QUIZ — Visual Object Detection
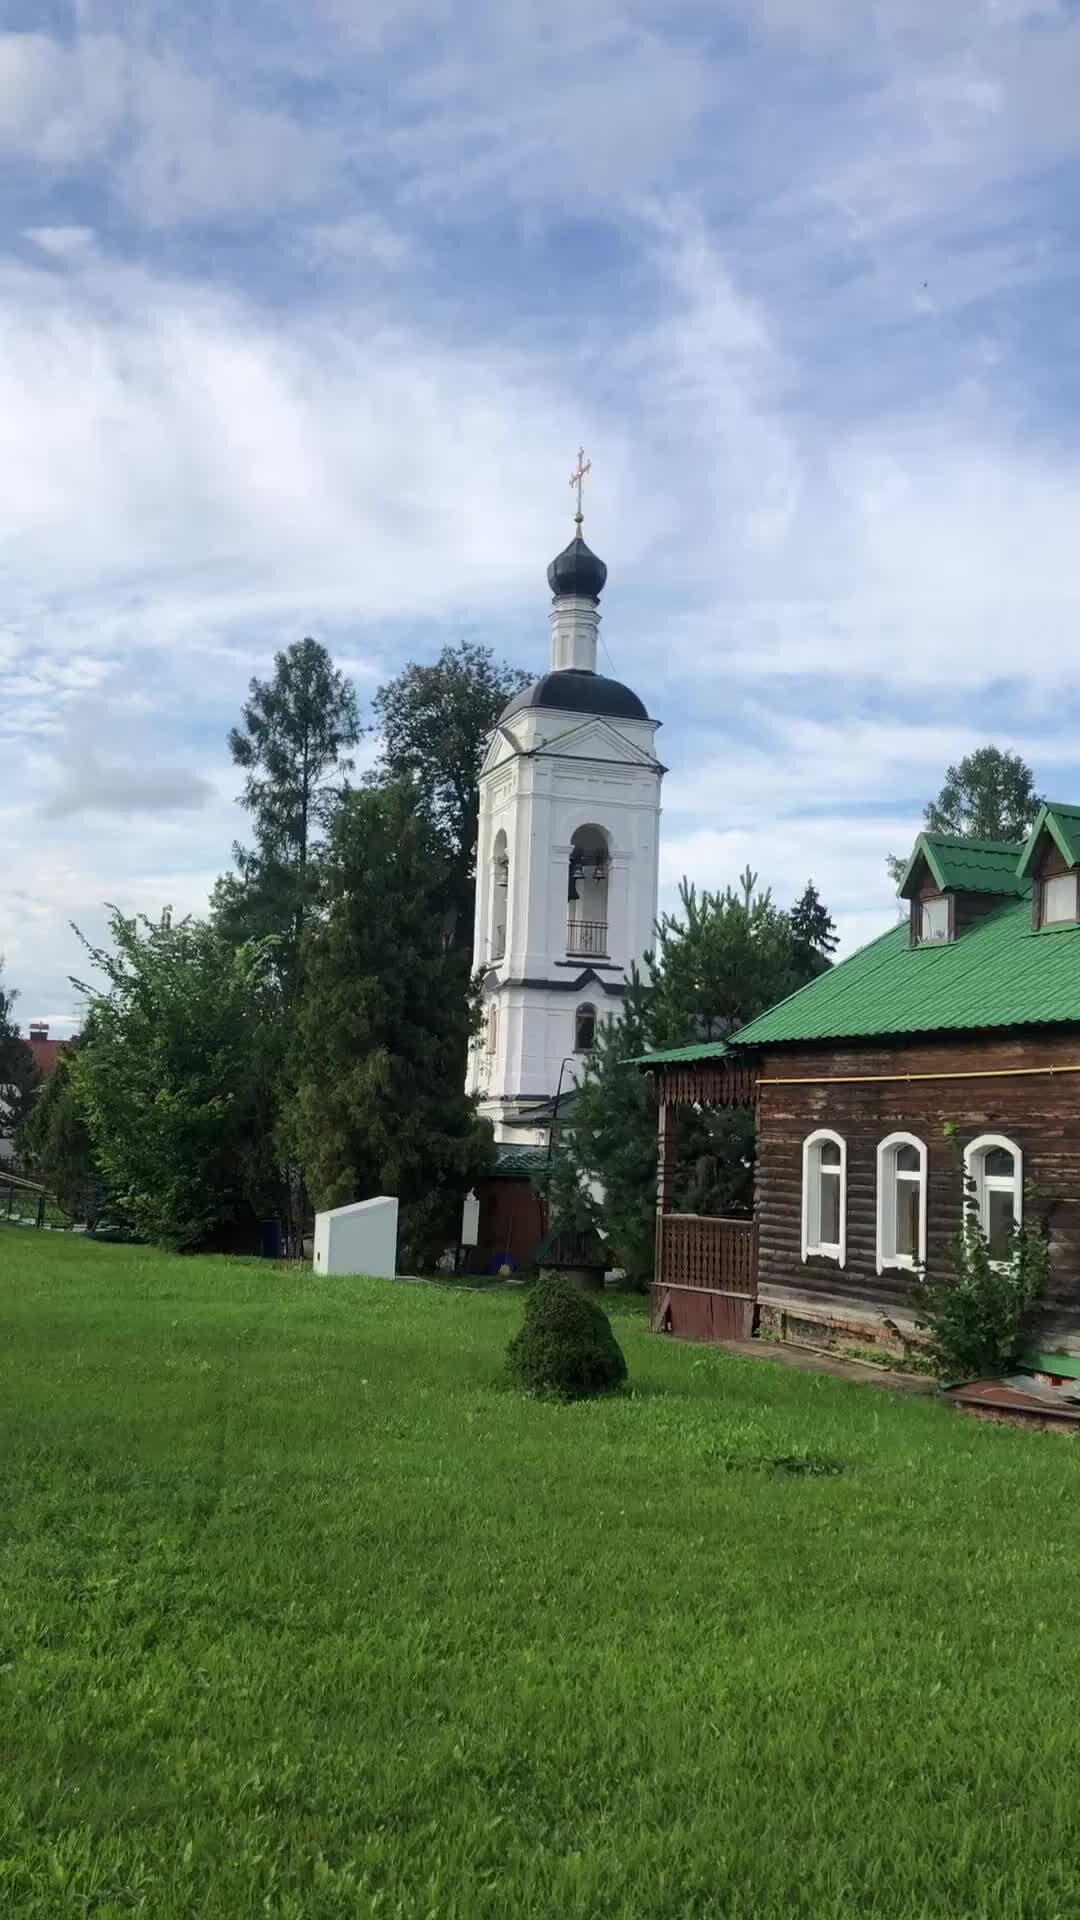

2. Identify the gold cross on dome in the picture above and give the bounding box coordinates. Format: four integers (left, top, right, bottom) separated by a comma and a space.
569, 446, 591, 531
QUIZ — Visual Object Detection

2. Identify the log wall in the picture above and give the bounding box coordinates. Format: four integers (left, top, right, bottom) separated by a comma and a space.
756, 1030, 1080, 1347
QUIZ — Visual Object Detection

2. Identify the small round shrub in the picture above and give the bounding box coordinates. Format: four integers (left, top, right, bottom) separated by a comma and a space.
507, 1271, 628, 1401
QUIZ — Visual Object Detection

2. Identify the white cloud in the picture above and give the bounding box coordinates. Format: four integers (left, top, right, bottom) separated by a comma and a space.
0, 31, 341, 224
3, 0, 1080, 1027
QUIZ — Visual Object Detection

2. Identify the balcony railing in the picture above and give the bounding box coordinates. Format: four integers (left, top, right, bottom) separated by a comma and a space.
566, 918, 608, 958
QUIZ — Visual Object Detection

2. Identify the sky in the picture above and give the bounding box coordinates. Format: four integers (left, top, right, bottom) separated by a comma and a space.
4, 0, 1080, 1034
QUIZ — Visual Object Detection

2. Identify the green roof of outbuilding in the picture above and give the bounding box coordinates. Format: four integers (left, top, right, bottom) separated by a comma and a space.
491, 1146, 549, 1179
1017, 802, 1080, 879
724, 889, 1080, 1047
630, 1039, 730, 1066
897, 833, 1026, 898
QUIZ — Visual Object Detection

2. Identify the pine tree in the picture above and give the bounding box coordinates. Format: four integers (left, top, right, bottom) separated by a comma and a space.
288, 782, 493, 1267
214, 637, 360, 985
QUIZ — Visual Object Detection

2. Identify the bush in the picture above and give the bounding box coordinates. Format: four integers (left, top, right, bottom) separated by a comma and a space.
916, 1160, 1049, 1382
507, 1272, 628, 1401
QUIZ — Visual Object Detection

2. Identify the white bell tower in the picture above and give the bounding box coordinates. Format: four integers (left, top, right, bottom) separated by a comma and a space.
466, 455, 664, 1144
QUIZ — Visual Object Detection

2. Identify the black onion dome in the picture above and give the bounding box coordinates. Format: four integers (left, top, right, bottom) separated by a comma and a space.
499, 668, 648, 725
546, 533, 608, 601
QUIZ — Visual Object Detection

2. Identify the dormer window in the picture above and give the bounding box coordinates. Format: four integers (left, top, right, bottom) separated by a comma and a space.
1040, 872, 1079, 927
919, 896, 952, 945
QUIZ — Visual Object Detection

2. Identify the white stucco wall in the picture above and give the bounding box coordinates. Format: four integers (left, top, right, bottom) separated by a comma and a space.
467, 698, 663, 1139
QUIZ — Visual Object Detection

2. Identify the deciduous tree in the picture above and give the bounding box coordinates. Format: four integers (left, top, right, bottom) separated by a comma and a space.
71, 912, 281, 1249
371, 641, 528, 947
17, 1038, 107, 1225
887, 746, 1043, 882
0, 961, 39, 1143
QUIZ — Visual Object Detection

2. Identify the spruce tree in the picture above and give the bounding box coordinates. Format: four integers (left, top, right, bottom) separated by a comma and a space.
790, 880, 838, 975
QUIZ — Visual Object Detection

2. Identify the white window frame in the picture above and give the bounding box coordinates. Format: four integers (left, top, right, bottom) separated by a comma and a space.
964, 1134, 1023, 1259
1041, 872, 1078, 927
919, 896, 951, 945
876, 1132, 928, 1274
801, 1129, 847, 1266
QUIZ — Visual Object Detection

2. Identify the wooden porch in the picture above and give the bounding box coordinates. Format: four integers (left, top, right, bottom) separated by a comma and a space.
648, 1051, 760, 1344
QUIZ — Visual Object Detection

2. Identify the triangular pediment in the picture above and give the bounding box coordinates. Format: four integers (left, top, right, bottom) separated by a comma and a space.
530, 714, 660, 768
479, 723, 524, 778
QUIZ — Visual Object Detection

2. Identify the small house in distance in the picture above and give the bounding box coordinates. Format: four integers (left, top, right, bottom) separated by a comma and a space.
642, 806, 1080, 1373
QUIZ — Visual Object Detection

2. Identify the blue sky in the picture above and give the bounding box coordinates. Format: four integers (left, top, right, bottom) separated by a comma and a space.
4, 0, 1080, 1032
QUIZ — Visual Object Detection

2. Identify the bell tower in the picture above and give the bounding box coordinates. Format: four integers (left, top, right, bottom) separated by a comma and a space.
466, 456, 664, 1143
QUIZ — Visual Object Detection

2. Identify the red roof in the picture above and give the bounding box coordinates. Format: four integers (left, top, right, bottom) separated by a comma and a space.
26, 1031, 66, 1077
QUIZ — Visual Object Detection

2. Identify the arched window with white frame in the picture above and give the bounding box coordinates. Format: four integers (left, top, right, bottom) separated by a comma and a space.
487, 1002, 498, 1057
876, 1133, 928, 1274
802, 1130, 847, 1265
964, 1134, 1023, 1262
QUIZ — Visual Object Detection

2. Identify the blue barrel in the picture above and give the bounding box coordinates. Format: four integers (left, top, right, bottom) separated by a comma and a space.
260, 1216, 284, 1259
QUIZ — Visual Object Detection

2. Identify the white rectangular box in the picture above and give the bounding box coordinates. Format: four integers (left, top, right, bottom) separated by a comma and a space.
312, 1196, 398, 1280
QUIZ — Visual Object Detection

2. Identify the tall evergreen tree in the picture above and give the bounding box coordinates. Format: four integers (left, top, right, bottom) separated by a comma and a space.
650, 878, 809, 1047
0, 960, 39, 1143
288, 782, 493, 1267
790, 880, 839, 976
545, 968, 658, 1286
371, 641, 528, 947
214, 637, 360, 983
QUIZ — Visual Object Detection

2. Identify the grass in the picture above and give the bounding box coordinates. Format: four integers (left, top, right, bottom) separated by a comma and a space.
4, 1234, 1080, 1918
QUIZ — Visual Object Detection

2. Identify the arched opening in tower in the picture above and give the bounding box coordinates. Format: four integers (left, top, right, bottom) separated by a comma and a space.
567, 825, 610, 959
490, 829, 509, 962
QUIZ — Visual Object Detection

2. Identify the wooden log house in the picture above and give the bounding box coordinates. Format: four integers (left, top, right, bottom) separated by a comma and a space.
642, 806, 1080, 1371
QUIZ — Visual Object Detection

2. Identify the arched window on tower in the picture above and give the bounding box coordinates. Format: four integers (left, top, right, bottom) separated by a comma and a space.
575, 1003, 597, 1054
567, 825, 610, 959
490, 829, 508, 962
487, 1003, 499, 1057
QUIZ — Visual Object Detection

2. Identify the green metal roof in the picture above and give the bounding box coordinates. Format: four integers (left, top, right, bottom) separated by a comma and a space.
1017, 802, 1080, 879
631, 1038, 730, 1067
491, 1145, 549, 1179
725, 889, 1080, 1048
897, 832, 1026, 899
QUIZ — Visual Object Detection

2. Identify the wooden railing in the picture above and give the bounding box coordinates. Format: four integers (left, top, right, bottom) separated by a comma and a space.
656, 1213, 757, 1294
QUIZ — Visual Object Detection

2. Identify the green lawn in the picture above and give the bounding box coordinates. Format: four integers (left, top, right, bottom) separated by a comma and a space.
4, 1234, 1080, 1918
